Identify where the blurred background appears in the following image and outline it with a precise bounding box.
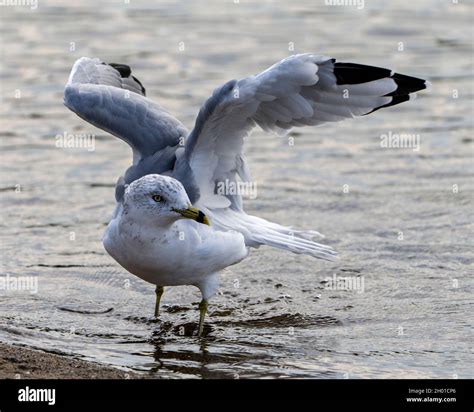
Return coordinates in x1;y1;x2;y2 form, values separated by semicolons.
0;0;472;378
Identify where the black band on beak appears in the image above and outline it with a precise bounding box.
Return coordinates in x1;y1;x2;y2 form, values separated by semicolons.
172;206;211;226
196;210;207;224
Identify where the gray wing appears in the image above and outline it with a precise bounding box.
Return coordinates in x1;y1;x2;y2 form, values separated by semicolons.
64;57;188;162
178;53;429;210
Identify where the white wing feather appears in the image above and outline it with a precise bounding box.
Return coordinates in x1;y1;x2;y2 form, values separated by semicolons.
181;54;428;259
184;54;428;209
64;57;188;162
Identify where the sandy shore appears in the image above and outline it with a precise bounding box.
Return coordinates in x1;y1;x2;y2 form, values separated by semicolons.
0;343;143;379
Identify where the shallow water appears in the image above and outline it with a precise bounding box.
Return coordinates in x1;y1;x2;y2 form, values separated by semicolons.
0;0;473;378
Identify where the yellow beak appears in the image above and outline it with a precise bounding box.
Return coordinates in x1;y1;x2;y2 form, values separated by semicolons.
172;206;210;226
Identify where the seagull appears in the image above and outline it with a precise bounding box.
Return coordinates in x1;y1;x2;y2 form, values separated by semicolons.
64;54;429;335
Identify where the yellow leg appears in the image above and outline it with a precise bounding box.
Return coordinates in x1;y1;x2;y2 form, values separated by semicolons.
198;299;208;337
154;286;164;317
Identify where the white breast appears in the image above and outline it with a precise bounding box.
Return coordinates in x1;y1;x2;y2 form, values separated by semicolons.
102;210;248;288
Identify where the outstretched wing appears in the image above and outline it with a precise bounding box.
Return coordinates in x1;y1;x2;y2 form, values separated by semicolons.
64;57;188;162
180;54;429;209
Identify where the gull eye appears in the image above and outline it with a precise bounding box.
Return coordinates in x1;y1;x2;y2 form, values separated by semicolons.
152;194;163;202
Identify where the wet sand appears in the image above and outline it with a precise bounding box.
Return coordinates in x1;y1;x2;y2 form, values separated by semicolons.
0;342;142;379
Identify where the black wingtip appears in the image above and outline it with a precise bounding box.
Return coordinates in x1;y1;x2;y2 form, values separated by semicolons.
384;72;428;97
131;75;146;95
108;63;132;78
333;62;392;85
365;72;429;114
106;62;146;95
333;61;428;94
364;94;412;115
332;61;429;115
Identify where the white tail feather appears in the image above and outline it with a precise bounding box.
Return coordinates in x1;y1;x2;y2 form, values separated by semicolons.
208;209;338;261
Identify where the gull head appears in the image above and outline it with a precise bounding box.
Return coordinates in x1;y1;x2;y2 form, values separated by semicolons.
123;174;210;226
